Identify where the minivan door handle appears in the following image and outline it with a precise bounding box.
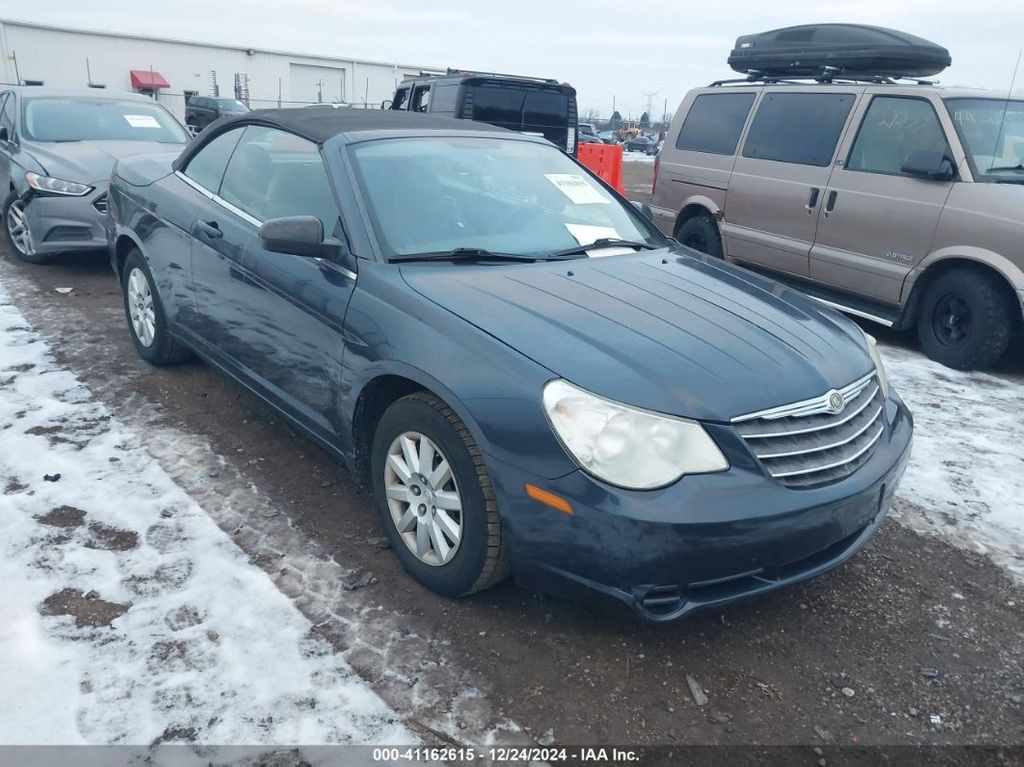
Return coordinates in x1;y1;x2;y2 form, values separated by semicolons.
806;187;820;211
197;219;223;239
824;190;838;213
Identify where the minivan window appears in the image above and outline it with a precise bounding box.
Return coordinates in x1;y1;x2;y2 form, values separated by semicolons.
742;92;855;166
183;128;244;192
430;84;459;113
675;92;756;155
946;97;1024;182
0;93;13;139
411;85;431;113
391;87;409;111
847;96;949;176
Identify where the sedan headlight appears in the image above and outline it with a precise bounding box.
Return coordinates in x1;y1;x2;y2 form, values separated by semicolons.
542;379;728;490
25;171;92;197
862;330;890;400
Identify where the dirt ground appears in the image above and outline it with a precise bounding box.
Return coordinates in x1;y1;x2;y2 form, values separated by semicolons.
1;159;1021;751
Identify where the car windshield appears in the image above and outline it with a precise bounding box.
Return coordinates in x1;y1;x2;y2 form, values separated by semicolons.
348;137;660;259
22;97;189;143
216;99;249;114
946;97;1024;182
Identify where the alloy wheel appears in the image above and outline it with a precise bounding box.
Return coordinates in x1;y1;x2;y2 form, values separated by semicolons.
383;431;463;566
126;267;157;347
933;293;972;347
6;199;34;256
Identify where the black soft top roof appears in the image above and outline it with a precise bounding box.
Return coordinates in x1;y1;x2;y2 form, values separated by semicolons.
172;107;509;171
220;107;506;144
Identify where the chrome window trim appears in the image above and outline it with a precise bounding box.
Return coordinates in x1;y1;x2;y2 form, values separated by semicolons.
732;371;875;423
175;170;357;281
807;295;895;327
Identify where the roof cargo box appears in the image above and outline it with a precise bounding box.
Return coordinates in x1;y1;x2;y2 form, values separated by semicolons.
728;24;951;79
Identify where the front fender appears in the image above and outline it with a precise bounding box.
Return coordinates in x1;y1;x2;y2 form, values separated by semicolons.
341;262;577;480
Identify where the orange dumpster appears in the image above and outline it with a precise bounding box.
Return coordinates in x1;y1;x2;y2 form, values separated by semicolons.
577;143;625;196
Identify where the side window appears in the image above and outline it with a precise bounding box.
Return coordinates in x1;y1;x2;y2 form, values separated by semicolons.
219;125;338;232
410;85;431;113
675;93;756;155
742;93;855;166
430;84;459;113
0;93;12;139
847;97;950;176
391;87;409;111
182;128;244;192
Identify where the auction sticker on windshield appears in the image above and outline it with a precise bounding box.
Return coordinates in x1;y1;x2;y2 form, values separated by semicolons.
545;174;609;204
123;114;161;128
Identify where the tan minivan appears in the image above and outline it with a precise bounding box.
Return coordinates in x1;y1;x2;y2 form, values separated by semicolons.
651;82;1024;370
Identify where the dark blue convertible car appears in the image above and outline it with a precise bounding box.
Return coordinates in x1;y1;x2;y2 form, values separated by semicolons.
107;109;912;621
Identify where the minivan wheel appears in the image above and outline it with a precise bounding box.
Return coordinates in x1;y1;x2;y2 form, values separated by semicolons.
371;392;509;597
676;214;723;259
3;192;50;264
120;250;192;365
917;268;1013;370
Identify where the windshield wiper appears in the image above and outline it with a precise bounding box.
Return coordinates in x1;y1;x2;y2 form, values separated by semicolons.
390;247;538;263
547;238;660;260
986;163;1024;172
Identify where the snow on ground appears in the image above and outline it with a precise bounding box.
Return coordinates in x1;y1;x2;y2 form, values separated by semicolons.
0;294;414;745
881;343;1024;581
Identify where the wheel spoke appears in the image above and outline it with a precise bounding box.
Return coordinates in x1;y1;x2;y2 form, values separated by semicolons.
434;490;461;512
401;435;420;474
395;508;417;533
418;438;435;477
428;519;450;562
387;453;412;483
385;483;408;501
427;459;451;490
416;518;430;557
434;509;461;544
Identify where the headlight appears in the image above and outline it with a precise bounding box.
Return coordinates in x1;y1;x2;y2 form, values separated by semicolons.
542;379;729;490
25;172;92;196
862;330;890;400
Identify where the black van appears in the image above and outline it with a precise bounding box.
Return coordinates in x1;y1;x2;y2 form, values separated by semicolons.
390;70;579;154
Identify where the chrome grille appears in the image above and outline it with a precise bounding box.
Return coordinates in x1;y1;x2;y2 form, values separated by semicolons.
733;373;885;489
92;193;108;215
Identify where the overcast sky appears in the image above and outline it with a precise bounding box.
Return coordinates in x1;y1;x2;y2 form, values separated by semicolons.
7;1;1023;118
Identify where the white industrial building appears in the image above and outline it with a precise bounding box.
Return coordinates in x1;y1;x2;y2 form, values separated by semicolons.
0;18;443;120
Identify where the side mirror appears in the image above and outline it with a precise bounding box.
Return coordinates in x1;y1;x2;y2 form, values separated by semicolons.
901;150;956;181
259;216;339;259
631;200;655;221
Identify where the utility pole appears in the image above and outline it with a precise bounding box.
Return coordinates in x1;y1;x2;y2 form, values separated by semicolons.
641;90;658;123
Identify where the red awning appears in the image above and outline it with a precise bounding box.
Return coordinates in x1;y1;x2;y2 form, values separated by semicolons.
129;70;170;90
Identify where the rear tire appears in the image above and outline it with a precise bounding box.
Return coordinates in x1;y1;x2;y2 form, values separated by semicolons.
371;392;510;597
916;267;1013;370
676;213;723;259
121;249;192;366
3;192;51;264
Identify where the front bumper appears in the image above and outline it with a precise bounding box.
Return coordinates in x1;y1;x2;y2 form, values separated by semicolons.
488;394;913;622
22;185;109;255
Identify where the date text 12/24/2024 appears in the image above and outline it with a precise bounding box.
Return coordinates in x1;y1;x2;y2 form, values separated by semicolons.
372;747;641;763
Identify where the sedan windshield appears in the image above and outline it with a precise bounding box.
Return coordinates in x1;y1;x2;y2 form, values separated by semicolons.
21;97;189;143
348;137;660;259
946;97;1024;182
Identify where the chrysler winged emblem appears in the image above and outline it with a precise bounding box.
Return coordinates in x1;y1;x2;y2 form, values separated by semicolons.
827;390;846;414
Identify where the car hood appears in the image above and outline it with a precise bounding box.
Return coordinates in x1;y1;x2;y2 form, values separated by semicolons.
23;140;187;185
400;250;874;422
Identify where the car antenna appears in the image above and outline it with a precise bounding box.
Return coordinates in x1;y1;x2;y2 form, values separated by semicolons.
989;50;1023;169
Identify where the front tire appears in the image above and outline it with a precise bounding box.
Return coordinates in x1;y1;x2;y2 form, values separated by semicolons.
676;213;724;259
121;249;192;365
371;392;509;597
916;267;1014;370
3;192;50;264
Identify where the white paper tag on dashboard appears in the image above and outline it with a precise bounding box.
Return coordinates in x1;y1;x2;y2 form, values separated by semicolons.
124;114;161;128
565;224;620;246
545;174;609;205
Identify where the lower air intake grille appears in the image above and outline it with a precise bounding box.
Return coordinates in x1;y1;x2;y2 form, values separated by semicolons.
733;373;884;489
92;193;108;215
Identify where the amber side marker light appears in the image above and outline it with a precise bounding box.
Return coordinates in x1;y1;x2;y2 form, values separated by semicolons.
524;483;573;515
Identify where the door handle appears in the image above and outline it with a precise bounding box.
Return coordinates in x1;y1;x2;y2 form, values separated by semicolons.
197;219;222;239
824;191;838;214
806;187;820;212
